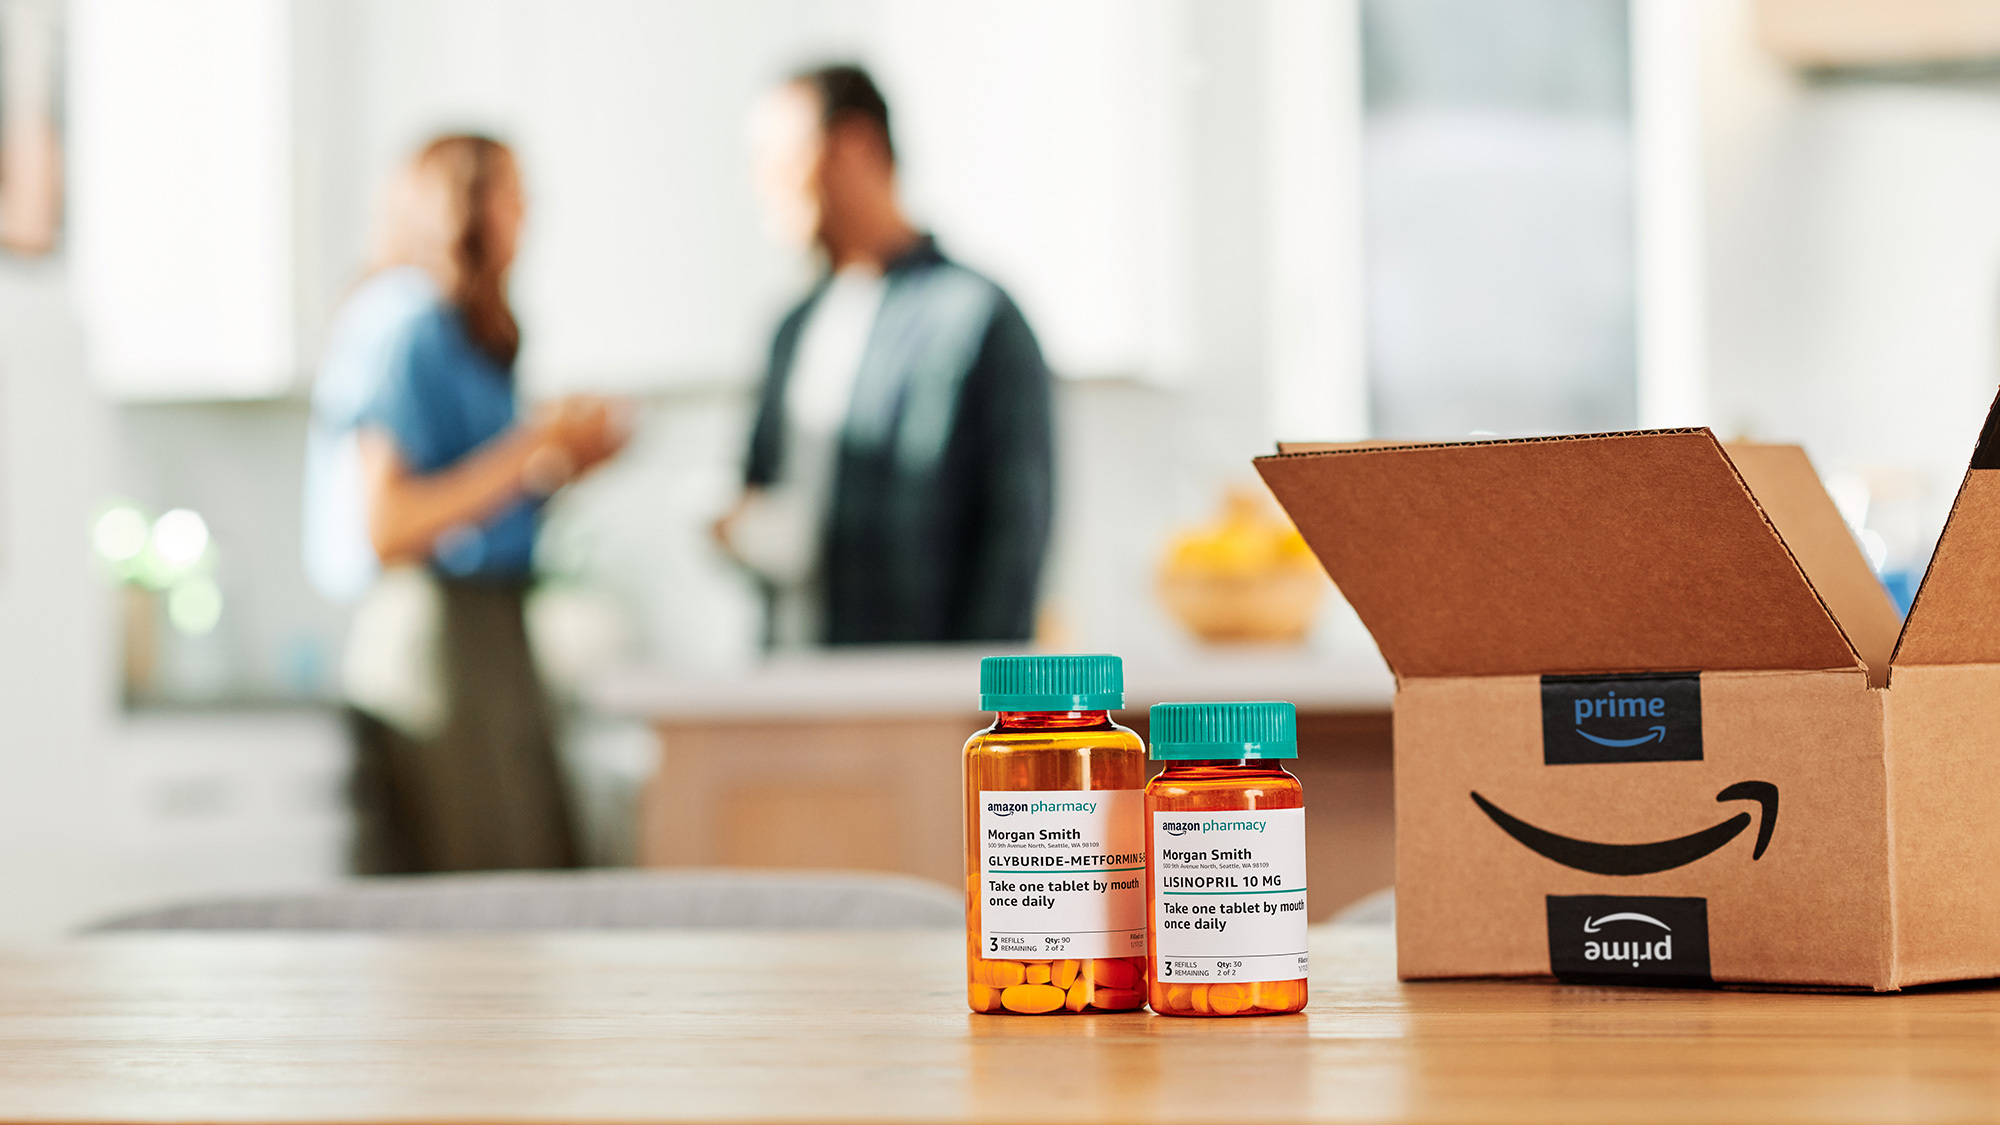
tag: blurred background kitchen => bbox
[0,0,1987,934]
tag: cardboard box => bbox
[1255,411,2000,990]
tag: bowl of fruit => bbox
[1158,486,1327,645]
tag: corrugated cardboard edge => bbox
[1267,427,1712,459]
[1277,439,1431,454]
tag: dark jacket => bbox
[745,237,1054,644]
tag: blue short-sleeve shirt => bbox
[303,267,538,599]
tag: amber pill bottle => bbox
[965,654,1148,1014]
[1146,701,1309,1017]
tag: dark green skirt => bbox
[347,578,579,873]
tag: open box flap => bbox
[1893,390,2000,667]
[1254,428,1864,680]
[1725,442,1900,687]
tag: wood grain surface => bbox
[3,926,1999,1122]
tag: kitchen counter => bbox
[589,646,1397,918]
[587,644,1394,721]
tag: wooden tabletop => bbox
[6,925,2000,1123]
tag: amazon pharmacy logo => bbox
[1541,673,1702,765]
[1548,895,1712,985]
[986,800,1099,817]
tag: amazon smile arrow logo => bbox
[1575,725,1666,749]
[1470,781,1778,876]
[1582,912,1669,933]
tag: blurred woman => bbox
[303,135,626,873]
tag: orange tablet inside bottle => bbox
[1145,700,1308,1017]
[965,654,1147,1014]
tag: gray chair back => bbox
[88,868,962,931]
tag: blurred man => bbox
[718,64,1054,646]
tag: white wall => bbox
[0,265,361,937]
[285,0,1216,396]
[317,0,820,394]
[1265,0,1368,442]
[1701,0,2000,568]
[870,0,1196,384]
[0,261,115,935]
[1632,0,1709,427]
[73,0,1224,397]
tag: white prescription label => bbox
[1152,807,1309,984]
[979,789,1147,960]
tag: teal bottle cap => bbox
[980,654,1124,712]
[1148,700,1297,760]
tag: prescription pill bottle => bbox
[965,654,1148,1014]
[1146,700,1308,1017]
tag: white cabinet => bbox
[69,0,295,400]
[104,711,351,911]
[867,1,1194,384]
[72,0,1207,398]
[342,0,1198,392]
